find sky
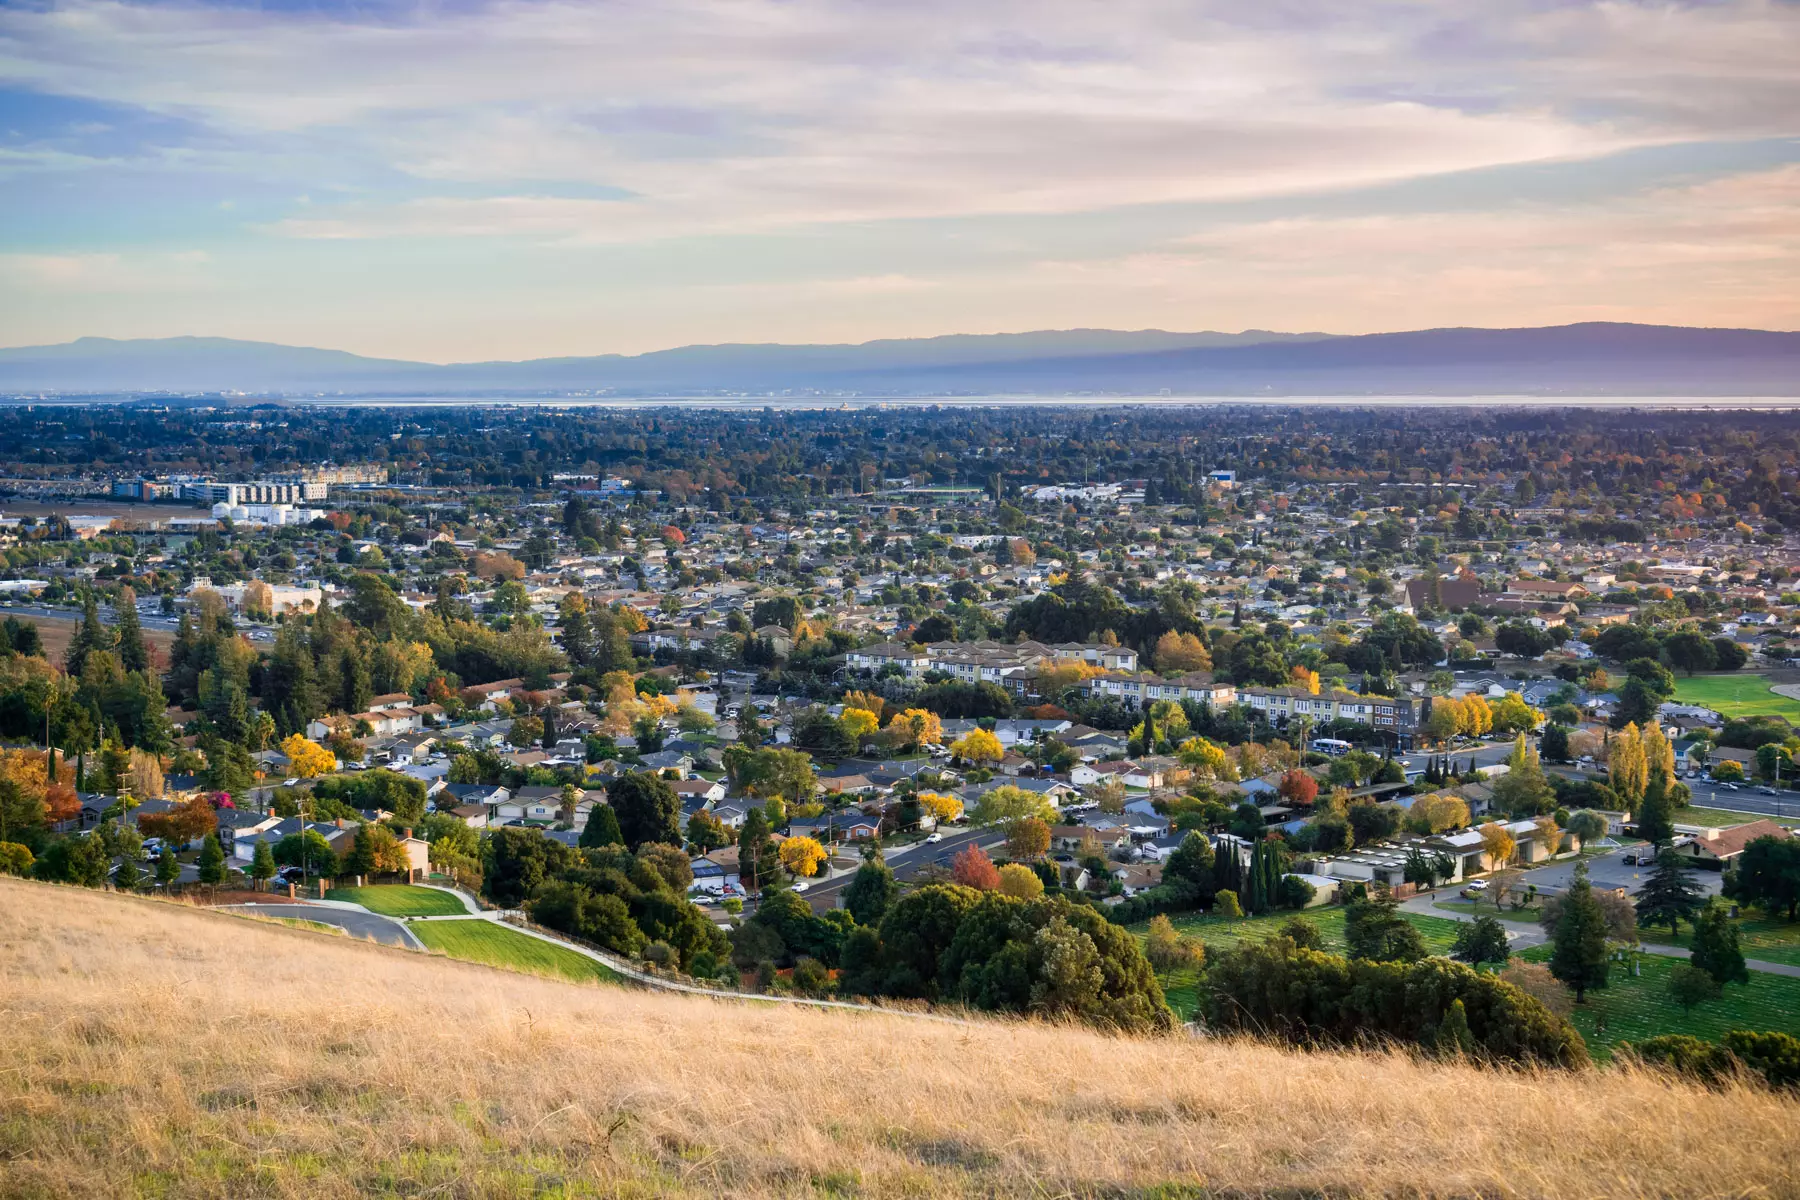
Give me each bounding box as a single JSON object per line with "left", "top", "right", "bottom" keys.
{"left": 0, "top": 0, "right": 1797, "bottom": 362}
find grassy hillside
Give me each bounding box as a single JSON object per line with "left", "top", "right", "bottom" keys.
{"left": 3, "top": 877, "right": 1797, "bottom": 1198}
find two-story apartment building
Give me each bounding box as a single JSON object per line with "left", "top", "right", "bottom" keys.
{"left": 848, "top": 639, "right": 1138, "bottom": 693}
{"left": 1080, "top": 671, "right": 1236, "bottom": 708}
{"left": 1239, "top": 687, "right": 1423, "bottom": 748}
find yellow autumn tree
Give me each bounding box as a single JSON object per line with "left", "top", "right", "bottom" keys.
{"left": 1610, "top": 723, "right": 1648, "bottom": 804}
{"left": 279, "top": 734, "right": 337, "bottom": 779}
{"left": 126, "top": 748, "right": 164, "bottom": 801}
{"left": 1478, "top": 822, "right": 1516, "bottom": 868}
{"left": 841, "top": 707, "right": 881, "bottom": 742}
{"left": 1289, "top": 666, "right": 1321, "bottom": 695}
{"left": 884, "top": 708, "right": 943, "bottom": 751}
{"left": 1462, "top": 694, "right": 1494, "bottom": 737}
{"left": 997, "top": 862, "right": 1045, "bottom": 898}
{"left": 598, "top": 674, "right": 646, "bottom": 736}
{"left": 918, "top": 791, "right": 964, "bottom": 824}
{"left": 778, "top": 835, "right": 827, "bottom": 878}
{"left": 1033, "top": 659, "right": 1102, "bottom": 696}
{"left": 1491, "top": 692, "right": 1544, "bottom": 735}
{"left": 842, "top": 694, "right": 886, "bottom": 728}
{"left": 1176, "top": 736, "right": 1236, "bottom": 781}
{"left": 1153, "top": 631, "right": 1212, "bottom": 673}
{"left": 951, "top": 728, "right": 1004, "bottom": 765}
{"left": 1642, "top": 720, "right": 1676, "bottom": 788}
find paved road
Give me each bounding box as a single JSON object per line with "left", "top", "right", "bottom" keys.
{"left": 804, "top": 826, "right": 1002, "bottom": 911}
{"left": 1, "top": 600, "right": 184, "bottom": 635}
{"left": 231, "top": 903, "right": 422, "bottom": 948}
{"left": 1545, "top": 763, "right": 1800, "bottom": 822}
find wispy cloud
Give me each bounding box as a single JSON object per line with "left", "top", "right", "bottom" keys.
{"left": 0, "top": 0, "right": 1796, "bottom": 353}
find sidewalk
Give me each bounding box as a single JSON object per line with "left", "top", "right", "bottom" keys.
{"left": 1403, "top": 892, "right": 1800, "bottom": 977}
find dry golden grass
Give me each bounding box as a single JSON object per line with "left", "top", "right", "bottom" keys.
{"left": 2, "top": 876, "right": 1797, "bottom": 1200}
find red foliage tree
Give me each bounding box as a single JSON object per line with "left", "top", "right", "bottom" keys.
{"left": 138, "top": 796, "right": 219, "bottom": 844}
{"left": 950, "top": 844, "right": 1001, "bottom": 890}
{"left": 41, "top": 782, "right": 80, "bottom": 827}
{"left": 1278, "top": 769, "right": 1320, "bottom": 807}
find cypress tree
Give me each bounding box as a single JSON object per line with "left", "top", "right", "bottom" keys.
{"left": 66, "top": 591, "right": 113, "bottom": 679}
{"left": 1690, "top": 898, "right": 1749, "bottom": 987}
{"left": 114, "top": 586, "right": 149, "bottom": 674}
{"left": 1549, "top": 862, "right": 1611, "bottom": 1003}
{"left": 1434, "top": 997, "right": 1477, "bottom": 1056}
{"left": 113, "top": 849, "right": 141, "bottom": 892}
{"left": 1635, "top": 848, "right": 1705, "bottom": 934}
{"left": 580, "top": 803, "right": 623, "bottom": 849}
{"left": 197, "top": 833, "right": 227, "bottom": 892}
{"left": 1636, "top": 773, "right": 1676, "bottom": 847}
{"left": 1212, "top": 836, "right": 1242, "bottom": 901}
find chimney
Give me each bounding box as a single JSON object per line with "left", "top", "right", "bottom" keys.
{"left": 403, "top": 827, "right": 413, "bottom": 840}
{"left": 335, "top": 817, "right": 343, "bottom": 828}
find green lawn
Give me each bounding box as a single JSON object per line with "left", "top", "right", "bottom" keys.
{"left": 1636, "top": 913, "right": 1800, "bottom": 968}
{"left": 1517, "top": 944, "right": 1800, "bottom": 1058}
{"left": 1433, "top": 898, "right": 1547, "bottom": 924}
{"left": 1672, "top": 673, "right": 1800, "bottom": 722}
{"left": 1132, "top": 906, "right": 1466, "bottom": 1021}
{"left": 327, "top": 885, "right": 468, "bottom": 917}
{"left": 1678, "top": 805, "right": 1800, "bottom": 829}
{"left": 410, "top": 920, "right": 619, "bottom": 985}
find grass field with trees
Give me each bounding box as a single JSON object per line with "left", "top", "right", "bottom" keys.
{"left": 1517, "top": 943, "right": 1800, "bottom": 1058}
{"left": 1132, "top": 905, "right": 1466, "bottom": 1019}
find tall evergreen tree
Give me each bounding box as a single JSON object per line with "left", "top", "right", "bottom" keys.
{"left": 113, "top": 848, "right": 141, "bottom": 891}
{"left": 1635, "top": 848, "right": 1706, "bottom": 935}
{"left": 197, "top": 832, "right": 227, "bottom": 891}
{"left": 1549, "top": 862, "right": 1611, "bottom": 1003}
{"left": 66, "top": 591, "right": 112, "bottom": 678}
{"left": 114, "top": 586, "right": 150, "bottom": 674}
{"left": 339, "top": 645, "right": 372, "bottom": 715}
{"left": 1689, "top": 898, "right": 1749, "bottom": 987}
{"left": 738, "top": 807, "right": 778, "bottom": 892}
{"left": 250, "top": 840, "right": 277, "bottom": 891}
{"left": 579, "top": 803, "right": 623, "bottom": 849}
{"left": 1636, "top": 773, "right": 1676, "bottom": 847}
{"left": 559, "top": 594, "right": 594, "bottom": 669}
{"left": 843, "top": 857, "right": 899, "bottom": 926}
{"left": 1211, "top": 836, "right": 1242, "bottom": 901}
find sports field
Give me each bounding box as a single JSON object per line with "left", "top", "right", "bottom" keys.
{"left": 1672, "top": 673, "right": 1800, "bottom": 722}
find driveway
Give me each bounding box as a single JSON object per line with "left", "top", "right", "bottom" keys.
{"left": 231, "top": 903, "right": 423, "bottom": 948}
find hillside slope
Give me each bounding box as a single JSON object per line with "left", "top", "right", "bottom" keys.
{"left": 1, "top": 322, "right": 1794, "bottom": 395}
{"left": 2, "top": 877, "right": 1795, "bottom": 1198}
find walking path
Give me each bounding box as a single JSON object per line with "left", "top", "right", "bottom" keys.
{"left": 1402, "top": 893, "right": 1800, "bottom": 978}
{"left": 259, "top": 880, "right": 980, "bottom": 1025}
{"left": 228, "top": 902, "right": 423, "bottom": 949}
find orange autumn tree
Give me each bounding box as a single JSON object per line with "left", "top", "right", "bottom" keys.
{"left": 138, "top": 797, "right": 219, "bottom": 845}
{"left": 0, "top": 747, "right": 78, "bottom": 827}
{"left": 950, "top": 844, "right": 1001, "bottom": 890}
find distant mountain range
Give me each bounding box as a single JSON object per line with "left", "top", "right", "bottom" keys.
{"left": 0, "top": 323, "right": 1795, "bottom": 397}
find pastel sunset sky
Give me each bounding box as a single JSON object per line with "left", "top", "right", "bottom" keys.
{"left": 2, "top": 0, "right": 1797, "bottom": 360}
